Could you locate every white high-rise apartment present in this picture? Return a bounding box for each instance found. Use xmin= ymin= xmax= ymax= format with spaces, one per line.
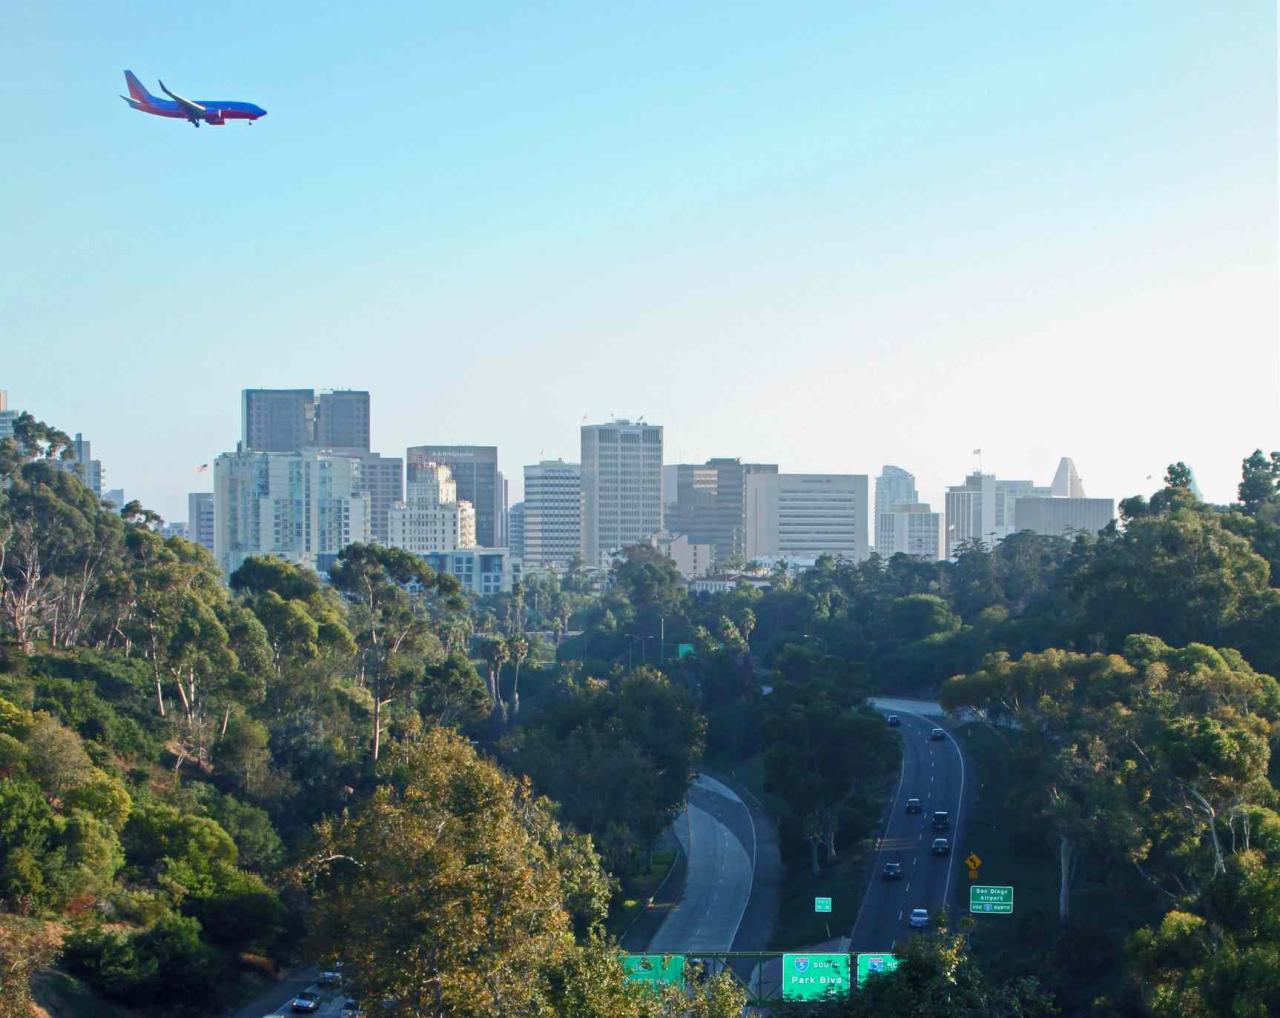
xmin=214 ymin=450 xmax=371 ymax=575
xmin=387 ymin=462 xmax=477 ymax=554
xmin=523 ymin=460 xmax=581 ymax=570
xmin=580 ymin=421 xmax=662 ymax=566
xmin=945 ymin=472 xmax=1049 ymax=556
xmin=877 ymin=503 xmax=945 ymax=561
xmin=188 ymin=492 xmax=216 ymax=553
xmin=874 ymin=466 xmax=918 ymax=544
xmin=744 ymin=473 xmax=870 ymax=562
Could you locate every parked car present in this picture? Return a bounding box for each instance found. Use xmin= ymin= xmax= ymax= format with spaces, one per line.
xmin=320 ymin=970 xmax=343 ymax=988
xmin=290 ymin=991 xmax=322 ymax=1013
xmin=930 ymin=727 xmax=946 ymax=741
xmin=931 ymin=837 xmax=950 ymax=855
xmin=905 ymin=797 xmax=922 ymax=814
xmin=932 ymin=811 xmax=950 ymax=829
xmin=909 ymin=908 xmax=929 ymax=928
xmin=886 ymin=715 xmax=901 ymax=727
xmin=882 ymin=861 xmax=903 ymax=880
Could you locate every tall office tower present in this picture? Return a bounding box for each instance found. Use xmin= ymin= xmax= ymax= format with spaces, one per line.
xmin=522 ymin=459 xmax=582 ymax=570
xmin=315 ymin=390 xmax=371 ymax=451
xmin=0 ymin=390 xmax=6 ymax=410
xmin=666 ymin=458 xmax=779 ymax=563
xmin=188 ymin=492 xmax=216 ymax=552
xmin=508 ymin=503 xmax=525 ymax=559
xmin=387 ymin=461 xmax=476 ymax=554
xmin=0 ymin=390 xmax=16 ymax=440
xmin=877 ymin=502 xmax=946 ymax=561
xmin=64 ymin=432 xmax=103 ymax=497
xmin=241 ymin=389 xmax=316 ymax=452
xmin=580 ymin=420 xmax=663 ymax=567
xmin=944 ymin=472 xmax=1049 ymax=556
xmin=1050 ymin=457 xmax=1086 ymax=498
xmin=874 ymin=466 xmax=918 ymax=545
xmin=355 ymin=453 xmax=403 ymax=545
xmin=406 ymin=446 xmax=504 ymax=547
xmin=214 ymin=449 xmax=371 ymax=575
xmin=744 ymin=473 xmax=870 ymax=562
xmin=102 ymin=489 xmax=125 ymax=511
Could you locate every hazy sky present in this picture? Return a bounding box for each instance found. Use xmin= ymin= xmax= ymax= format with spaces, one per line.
xmin=3 ymin=2 xmax=1276 ymax=521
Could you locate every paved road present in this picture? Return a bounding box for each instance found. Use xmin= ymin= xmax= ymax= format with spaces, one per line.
xmin=648 ymin=774 xmax=755 ymax=953
xmin=231 ymin=971 xmax=349 ymax=1017
xmin=848 ymin=707 xmax=967 ymax=952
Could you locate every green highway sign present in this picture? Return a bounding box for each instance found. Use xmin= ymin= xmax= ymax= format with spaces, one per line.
xmin=970 ymin=884 xmax=1014 ymax=914
xmin=814 ymin=896 xmax=832 ymax=913
xmin=621 ymin=954 xmax=686 ymax=987
xmin=781 ymin=953 xmax=850 ymax=1000
xmin=856 ymin=953 xmax=900 ymax=987
xmin=677 ymin=643 xmax=695 ymax=659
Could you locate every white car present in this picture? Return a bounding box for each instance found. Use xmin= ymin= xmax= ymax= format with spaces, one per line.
xmin=290 ymin=990 xmax=322 ymax=1013
xmin=909 ymin=908 xmax=929 ymax=929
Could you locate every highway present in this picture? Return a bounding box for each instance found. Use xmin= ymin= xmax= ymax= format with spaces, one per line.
xmin=229 ymin=970 xmax=349 ymax=1018
xmin=848 ymin=705 xmax=967 ymax=952
xmin=648 ymin=773 xmax=755 ymax=953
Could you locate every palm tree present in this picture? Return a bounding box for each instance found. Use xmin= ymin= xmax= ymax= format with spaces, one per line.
xmin=738 ymin=608 xmax=756 ymax=649
xmin=482 ymin=636 xmax=509 ymax=714
xmin=508 ymin=636 xmax=529 ymax=715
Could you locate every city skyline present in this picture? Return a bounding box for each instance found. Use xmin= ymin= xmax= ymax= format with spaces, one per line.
xmin=4 ymin=3 xmax=1275 ymax=522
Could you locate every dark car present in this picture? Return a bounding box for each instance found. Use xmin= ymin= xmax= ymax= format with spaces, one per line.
xmin=882 ymin=861 xmax=903 ymax=880
xmin=931 ymin=837 xmax=950 ymax=855
xmin=932 ymin=811 xmax=950 ymax=829
xmin=929 ymin=727 xmax=946 ymax=741
xmin=886 ymin=715 xmax=901 ymax=727
xmin=290 ymin=991 xmax=322 ymax=1013
xmin=906 ymin=797 xmax=922 ymax=814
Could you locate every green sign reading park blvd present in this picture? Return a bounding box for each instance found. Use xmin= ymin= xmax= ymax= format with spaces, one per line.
xmin=621 ymin=954 xmax=686 ymax=987
xmin=782 ymin=953 xmax=850 ymax=1000
xmin=970 ymin=884 xmax=1014 ymax=914
xmin=856 ymin=953 xmax=900 ymax=986
xmin=814 ymin=896 xmax=832 ymax=913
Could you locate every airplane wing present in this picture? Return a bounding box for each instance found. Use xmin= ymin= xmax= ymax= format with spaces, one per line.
xmin=157 ymin=79 xmax=206 ymax=115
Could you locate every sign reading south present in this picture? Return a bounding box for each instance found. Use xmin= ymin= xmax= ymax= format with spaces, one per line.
xmin=970 ymin=884 xmax=1014 ymax=914
xmin=781 ymin=953 xmax=850 ymax=1000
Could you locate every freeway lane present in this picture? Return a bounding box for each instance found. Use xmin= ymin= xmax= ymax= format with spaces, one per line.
xmin=648 ymin=774 xmax=755 ymax=953
xmin=848 ymin=709 xmax=966 ymax=952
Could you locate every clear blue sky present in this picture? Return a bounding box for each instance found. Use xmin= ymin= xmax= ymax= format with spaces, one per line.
xmin=3 ymin=1 xmax=1276 ymax=520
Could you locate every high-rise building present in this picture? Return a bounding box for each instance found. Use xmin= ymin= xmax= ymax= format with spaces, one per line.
xmin=580 ymin=420 xmax=663 ymax=566
xmin=103 ymin=489 xmax=125 ymax=512
xmin=666 ymin=458 xmax=778 ymax=563
xmin=874 ymin=466 xmax=918 ymax=545
xmin=744 ymin=473 xmax=870 ymax=562
xmin=241 ymin=389 xmax=316 ymax=452
xmin=214 ymin=449 xmax=371 ymax=575
xmin=356 ymin=453 xmax=403 ymax=545
xmin=877 ymin=502 xmax=945 ymax=561
xmin=945 ymin=473 xmax=1049 ymax=556
xmin=522 ymin=459 xmax=581 ymax=570
xmin=1050 ymin=457 xmax=1087 ymax=498
xmin=188 ymin=492 xmax=216 ymax=553
xmin=1014 ymin=497 xmax=1115 ymax=539
xmin=417 ymin=548 xmax=520 ymax=596
xmin=508 ymin=502 xmax=525 ymax=559
xmin=315 ymin=390 xmax=371 ymax=451
xmin=407 ymin=446 xmax=505 ymax=548
xmin=64 ymin=433 xmax=103 ymax=497
xmin=0 ymin=390 xmax=15 ymax=440
xmin=387 ymin=461 xmax=476 ymax=554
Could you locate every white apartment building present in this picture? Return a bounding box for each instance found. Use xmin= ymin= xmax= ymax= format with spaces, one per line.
xmin=744 ymin=473 xmax=870 ymax=562
xmin=649 ymin=532 xmax=713 ymax=579
xmin=523 ymin=460 xmax=581 ymax=570
xmin=580 ymin=421 xmax=663 ymax=567
xmin=877 ymin=502 xmax=945 ymax=561
xmin=387 ymin=461 xmax=477 ymax=554
xmin=188 ymin=492 xmax=216 ymax=553
xmin=214 ymin=449 xmax=371 ymax=576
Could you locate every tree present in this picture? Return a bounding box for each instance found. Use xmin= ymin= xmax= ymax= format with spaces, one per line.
xmin=508 ymin=635 xmax=530 ymax=715
xmin=0 ymin=914 xmax=60 ymax=1018
xmin=303 ymin=729 xmax=611 ymax=1017
xmin=419 ymin=652 xmax=489 ymax=728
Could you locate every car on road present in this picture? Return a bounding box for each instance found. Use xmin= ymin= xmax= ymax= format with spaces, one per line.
xmin=905 ymin=797 xmax=922 ymax=813
xmin=929 ymin=727 xmax=946 ymax=741
xmin=882 ymin=861 xmax=903 ymax=880
xmin=909 ymin=908 xmax=929 ymax=928
xmin=290 ymin=991 xmax=322 ymax=1013
xmin=320 ymin=969 xmax=343 ymax=987
xmin=886 ymin=714 xmax=901 ymax=727
xmin=931 ymin=837 xmax=951 ymax=855
xmin=932 ymin=811 xmax=950 ymax=829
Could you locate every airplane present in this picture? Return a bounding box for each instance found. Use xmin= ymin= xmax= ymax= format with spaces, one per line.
xmin=119 ymin=70 xmax=266 ymax=127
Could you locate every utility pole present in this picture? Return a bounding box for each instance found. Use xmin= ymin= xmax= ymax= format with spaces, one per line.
xmin=660 ymin=615 xmax=665 ymax=664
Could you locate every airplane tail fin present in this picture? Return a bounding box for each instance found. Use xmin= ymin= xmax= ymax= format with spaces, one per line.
xmin=123 ymin=70 xmax=156 ymax=104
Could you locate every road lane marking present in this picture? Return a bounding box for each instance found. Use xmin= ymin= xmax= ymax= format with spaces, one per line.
xmin=849 ymin=715 xmax=910 ymax=945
